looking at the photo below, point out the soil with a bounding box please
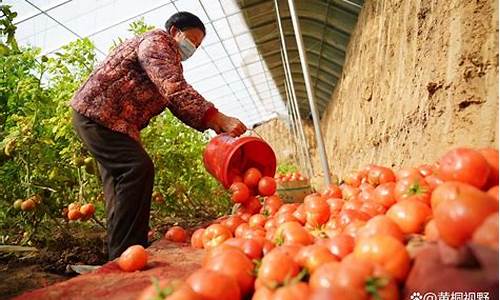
[0,228,107,299]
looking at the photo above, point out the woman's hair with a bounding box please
[165,11,206,35]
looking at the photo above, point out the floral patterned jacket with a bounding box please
[70,29,217,142]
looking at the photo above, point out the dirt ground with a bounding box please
[0,229,108,299]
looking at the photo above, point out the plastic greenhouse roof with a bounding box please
[7,0,288,127]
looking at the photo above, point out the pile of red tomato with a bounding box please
[274,171,307,183]
[125,146,498,300]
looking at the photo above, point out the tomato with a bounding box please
[239,238,264,259]
[258,176,277,196]
[264,218,277,232]
[249,214,267,228]
[261,195,283,216]
[356,215,404,242]
[337,209,371,228]
[304,194,330,227]
[394,176,431,205]
[80,203,95,218]
[230,182,250,203]
[152,191,165,204]
[425,174,444,191]
[240,212,252,222]
[478,148,499,189]
[334,255,399,300]
[273,282,310,300]
[354,235,410,282]
[341,185,360,201]
[117,245,147,272]
[396,167,421,180]
[202,244,240,266]
[359,201,386,217]
[244,167,263,188]
[13,199,23,210]
[191,228,205,249]
[342,219,366,239]
[186,269,240,300]
[438,147,490,188]
[424,219,439,241]
[252,286,274,300]
[277,203,300,215]
[309,261,340,290]
[433,181,498,247]
[344,172,363,188]
[137,279,201,300]
[235,223,250,238]
[308,288,365,300]
[472,212,498,250]
[321,184,343,198]
[295,244,338,273]
[67,209,82,220]
[204,247,255,296]
[342,199,363,211]
[221,215,245,234]
[20,199,36,211]
[202,224,233,249]
[275,221,313,246]
[262,240,275,255]
[275,212,298,226]
[292,204,307,225]
[320,234,355,259]
[488,186,499,201]
[418,164,434,177]
[165,226,187,243]
[326,197,344,216]
[257,247,300,288]
[68,202,80,211]
[241,196,262,215]
[367,166,396,186]
[386,199,431,234]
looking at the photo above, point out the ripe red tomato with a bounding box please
[80,203,95,218]
[273,282,310,300]
[237,238,264,260]
[294,244,338,273]
[488,186,499,202]
[359,201,386,217]
[258,176,277,196]
[165,226,187,243]
[249,214,267,228]
[235,223,250,238]
[438,147,490,188]
[326,197,344,216]
[186,269,241,300]
[356,215,404,242]
[202,224,233,249]
[67,209,82,220]
[342,219,367,239]
[354,235,410,282]
[424,219,439,241]
[244,167,262,188]
[221,215,245,234]
[386,199,432,234]
[478,148,499,189]
[433,181,498,247]
[275,212,299,226]
[396,167,422,180]
[230,182,250,203]
[342,198,363,211]
[367,166,396,186]
[191,228,205,249]
[418,164,434,177]
[204,247,255,296]
[341,185,360,201]
[117,245,147,272]
[292,204,307,225]
[424,174,444,191]
[240,196,262,215]
[321,184,343,198]
[304,194,330,227]
[137,279,201,300]
[277,203,300,215]
[257,247,300,288]
[261,195,283,216]
[472,212,498,250]
[320,234,355,259]
[337,209,371,228]
[394,176,431,205]
[344,172,363,188]
[309,261,340,290]
[275,221,314,246]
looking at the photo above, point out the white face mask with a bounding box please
[178,33,197,61]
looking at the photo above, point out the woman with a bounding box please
[71,12,246,259]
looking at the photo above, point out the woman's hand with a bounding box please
[206,112,247,137]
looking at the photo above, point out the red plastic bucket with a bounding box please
[203,134,277,189]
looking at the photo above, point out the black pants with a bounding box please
[72,110,153,260]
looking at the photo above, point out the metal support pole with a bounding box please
[286,0,332,186]
[274,0,314,179]
[284,81,306,173]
